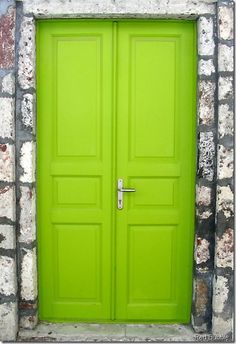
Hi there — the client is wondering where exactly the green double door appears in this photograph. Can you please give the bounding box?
[37,20,196,322]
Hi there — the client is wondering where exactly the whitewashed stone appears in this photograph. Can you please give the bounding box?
[198,81,215,125]
[218,145,233,179]
[198,16,215,56]
[18,16,35,89]
[22,0,215,17]
[20,141,35,183]
[199,132,215,181]
[212,316,232,337]
[21,93,35,129]
[21,248,37,301]
[0,302,18,341]
[20,314,38,330]
[0,225,15,249]
[196,185,211,206]
[213,276,229,313]
[0,256,17,296]
[19,186,36,244]
[195,237,210,264]
[0,143,14,182]
[0,186,15,221]
[218,6,234,40]
[217,185,233,219]
[218,45,234,72]
[219,76,233,100]
[0,97,14,139]
[218,104,234,138]
[215,228,233,269]
[2,72,15,95]
[198,59,215,76]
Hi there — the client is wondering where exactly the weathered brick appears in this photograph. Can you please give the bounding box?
[0,225,15,249]
[212,316,233,337]
[218,104,234,138]
[0,186,15,221]
[198,16,215,56]
[0,6,15,68]
[218,6,234,40]
[0,143,14,182]
[0,256,17,296]
[21,93,35,130]
[20,141,36,183]
[198,59,215,76]
[19,186,36,244]
[0,97,15,139]
[21,248,37,301]
[215,228,233,269]
[218,145,233,179]
[198,81,215,125]
[194,278,208,316]
[213,275,229,313]
[198,132,215,181]
[20,314,38,330]
[2,72,15,95]
[218,44,234,72]
[217,185,233,219]
[196,185,211,206]
[195,237,210,264]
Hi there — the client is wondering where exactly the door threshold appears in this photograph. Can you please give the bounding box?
[18,322,196,342]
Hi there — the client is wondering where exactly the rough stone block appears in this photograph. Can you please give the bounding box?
[198,59,215,76]
[18,16,35,90]
[196,185,211,206]
[218,145,233,179]
[219,76,233,100]
[195,237,210,264]
[213,275,229,313]
[0,97,15,139]
[212,316,233,337]
[198,16,215,56]
[198,132,215,181]
[0,143,14,182]
[0,302,18,341]
[0,6,15,69]
[20,314,38,330]
[0,224,15,249]
[0,186,15,221]
[218,44,234,72]
[2,72,15,95]
[198,81,215,125]
[217,185,233,219]
[21,247,37,301]
[21,93,35,130]
[19,186,36,244]
[0,256,17,296]
[20,141,36,183]
[218,6,234,40]
[218,104,234,138]
[194,277,208,316]
[215,228,233,269]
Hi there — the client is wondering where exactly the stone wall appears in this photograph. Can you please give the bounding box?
[0,0,234,341]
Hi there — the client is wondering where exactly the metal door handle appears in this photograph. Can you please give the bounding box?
[117,179,136,210]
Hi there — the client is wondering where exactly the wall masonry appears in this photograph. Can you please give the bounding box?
[0,0,234,341]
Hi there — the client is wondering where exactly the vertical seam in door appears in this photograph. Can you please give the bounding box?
[111,20,118,320]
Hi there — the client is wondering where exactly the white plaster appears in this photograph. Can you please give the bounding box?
[218,6,234,40]
[22,0,215,17]
[213,276,229,313]
[198,59,215,76]
[198,16,215,56]
[18,16,35,90]
[196,185,211,206]
[0,302,18,341]
[217,185,233,219]
[20,141,35,183]
[215,228,233,269]
[212,316,232,337]
[0,225,15,249]
[0,186,15,221]
[2,72,15,95]
[21,248,38,301]
[0,97,15,139]
[19,186,36,244]
[0,143,15,182]
[218,45,234,72]
[0,256,17,296]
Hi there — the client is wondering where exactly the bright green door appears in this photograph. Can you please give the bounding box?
[37,20,196,322]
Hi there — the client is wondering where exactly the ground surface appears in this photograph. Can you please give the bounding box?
[18,322,197,342]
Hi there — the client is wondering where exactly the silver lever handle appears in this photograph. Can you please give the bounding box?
[117,179,136,210]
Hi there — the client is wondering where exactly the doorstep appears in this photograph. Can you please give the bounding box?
[18,322,196,342]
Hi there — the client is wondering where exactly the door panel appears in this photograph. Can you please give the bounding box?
[115,22,196,321]
[37,21,113,320]
[37,20,196,322]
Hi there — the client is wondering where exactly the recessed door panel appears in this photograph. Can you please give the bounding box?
[37,20,196,322]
